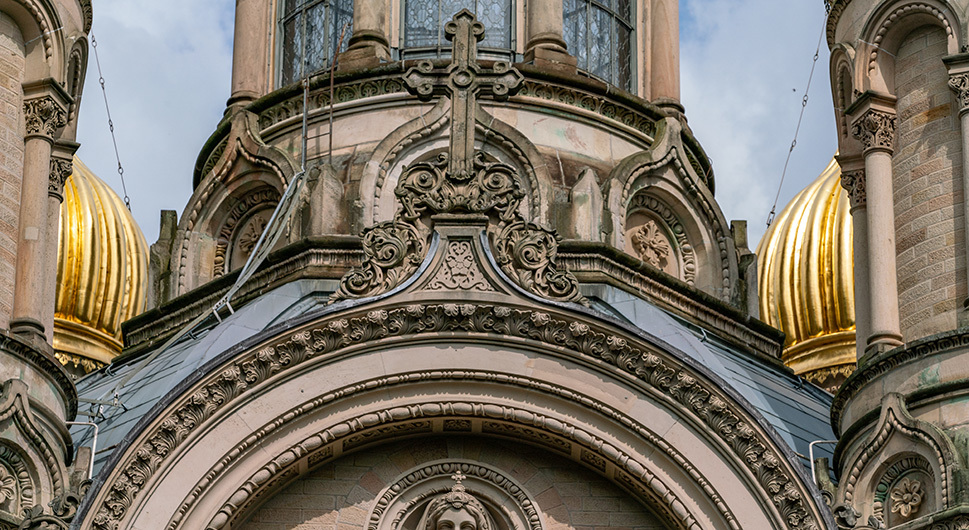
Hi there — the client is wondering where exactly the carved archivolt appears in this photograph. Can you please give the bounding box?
[864,1,957,77]
[85,300,822,530]
[212,188,280,277]
[0,444,33,518]
[626,193,696,284]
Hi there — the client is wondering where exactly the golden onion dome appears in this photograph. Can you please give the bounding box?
[756,156,855,392]
[53,157,148,375]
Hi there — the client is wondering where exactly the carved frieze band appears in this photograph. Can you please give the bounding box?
[49,157,73,200]
[851,110,897,153]
[840,169,866,208]
[23,97,67,139]
[88,303,822,530]
[948,73,969,113]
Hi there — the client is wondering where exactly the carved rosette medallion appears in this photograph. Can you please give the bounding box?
[840,169,867,208]
[49,157,73,201]
[851,110,897,153]
[625,194,695,284]
[214,188,280,277]
[948,73,969,113]
[632,221,670,269]
[890,477,923,518]
[23,96,67,139]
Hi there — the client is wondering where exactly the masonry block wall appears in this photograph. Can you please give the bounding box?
[892,25,965,341]
[241,437,665,530]
[0,12,24,329]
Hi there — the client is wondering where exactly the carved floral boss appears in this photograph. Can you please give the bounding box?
[332,11,584,305]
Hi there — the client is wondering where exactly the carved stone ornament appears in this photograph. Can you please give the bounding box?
[417,473,497,530]
[948,73,969,112]
[23,97,67,139]
[426,241,493,291]
[890,477,923,518]
[48,158,73,200]
[632,221,671,269]
[851,110,897,153]
[840,169,867,208]
[333,11,583,305]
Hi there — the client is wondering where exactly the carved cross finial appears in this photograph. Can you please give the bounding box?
[451,470,467,485]
[403,10,523,180]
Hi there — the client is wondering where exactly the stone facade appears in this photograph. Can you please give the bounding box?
[0,12,24,329]
[242,438,665,530]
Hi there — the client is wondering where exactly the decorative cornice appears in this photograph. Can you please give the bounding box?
[840,168,866,208]
[85,302,823,530]
[23,96,67,139]
[851,110,897,153]
[48,157,72,201]
[831,328,969,435]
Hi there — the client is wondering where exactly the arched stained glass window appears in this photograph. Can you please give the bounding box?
[402,0,513,59]
[563,0,633,90]
[277,0,354,87]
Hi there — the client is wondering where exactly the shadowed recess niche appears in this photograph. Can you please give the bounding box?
[624,193,695,284]
[370,462,539,530]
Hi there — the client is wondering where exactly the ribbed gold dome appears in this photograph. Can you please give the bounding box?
[53,157,148,375]
[756,156,855,392]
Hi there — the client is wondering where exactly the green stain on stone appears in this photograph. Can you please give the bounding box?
[918,364,941,388]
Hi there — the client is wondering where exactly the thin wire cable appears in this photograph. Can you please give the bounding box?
[765,13,827,228]
[90,34,132,211]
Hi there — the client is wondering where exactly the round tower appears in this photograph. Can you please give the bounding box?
[825,0,969,526]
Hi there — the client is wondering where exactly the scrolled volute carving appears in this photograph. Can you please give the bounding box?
[948,73,969,112]
[851,110,897,153]
[840,169,866,208]
[23,97,67,139]
[48,158,73,200]
[334,151,584,305]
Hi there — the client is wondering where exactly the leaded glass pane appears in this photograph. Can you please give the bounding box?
[563,0,587,70]
[278,0,353,87]
[402,0,512,58]
[562,0,633,90]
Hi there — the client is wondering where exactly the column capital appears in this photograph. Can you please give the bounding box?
[840,168,867,209]
[851,109,897,154]
[23,96,67,140]
[48,157,72,201]
[944,53,969,115]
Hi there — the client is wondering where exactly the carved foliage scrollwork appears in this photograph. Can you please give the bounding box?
[948,73,969,113]
[334,152,584,304]
[840,169,866,208]
[851,110,897,152]
[48,158,73,200]
[23,97,67,139]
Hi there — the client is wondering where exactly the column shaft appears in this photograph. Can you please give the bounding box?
[524,0,574,68]
[11,136,53,339]
[864,149,903,351]
[650,0,680,103]
[230,0,270,104]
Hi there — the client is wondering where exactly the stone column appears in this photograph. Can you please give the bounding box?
[340,0,390,69]
[851,98,902,354]
[524,0,576,70]
[650,0,680,107]
[839,165,870,362]
[229,0,271,104]
[945,55,969,319]
[12,94,67,344]
[44,150,74,343]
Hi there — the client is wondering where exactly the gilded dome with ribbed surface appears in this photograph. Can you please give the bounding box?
[756,157,855,392]
[54,157,148,375]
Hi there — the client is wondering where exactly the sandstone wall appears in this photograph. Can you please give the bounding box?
[0,12,24,329]
[241,437,665,530]
[892,25,965,341]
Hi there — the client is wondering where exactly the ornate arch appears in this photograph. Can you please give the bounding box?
[173,110,295,294]
[830,43,857,143]
[606,118,737,299]
[860,0,960,94]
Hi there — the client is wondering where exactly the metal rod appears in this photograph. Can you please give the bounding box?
[808,439,838,486]
[65,421,98,479]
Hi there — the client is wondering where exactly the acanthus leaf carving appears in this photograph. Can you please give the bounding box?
[948,73,969,113]
[840,169,866,208]
[23,98,67,139]
[851,110,896,153]
[48,158,73,200]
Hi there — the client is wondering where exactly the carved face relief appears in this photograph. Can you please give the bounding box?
[436,507,477,530]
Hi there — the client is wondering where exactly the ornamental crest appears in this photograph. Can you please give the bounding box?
[332,11,583,305]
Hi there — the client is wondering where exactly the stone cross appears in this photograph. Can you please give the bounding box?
[403,9,524,180]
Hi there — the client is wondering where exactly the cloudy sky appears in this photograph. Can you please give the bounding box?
[75,0,837,247]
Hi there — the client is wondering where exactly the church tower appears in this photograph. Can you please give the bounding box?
[824,0,969,526]
[70,2,837,529]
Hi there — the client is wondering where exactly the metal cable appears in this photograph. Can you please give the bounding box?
[765,12,827,228]
[90,34,132,211]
